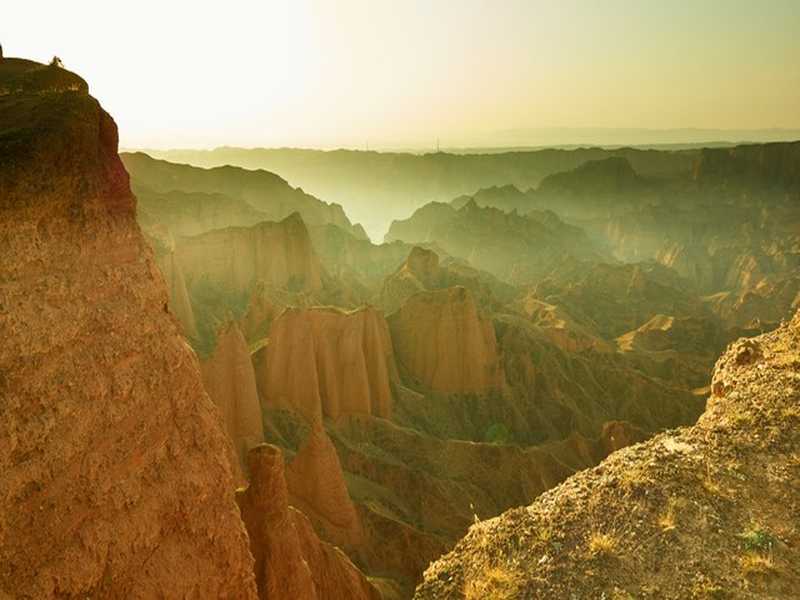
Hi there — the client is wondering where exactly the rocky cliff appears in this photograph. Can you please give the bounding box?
[0,58,257,598]
[255,306,398,421]
[285,422,365,549]
[380,246,511,315]
[200,320,265,479]
[388,286,502,394]
[176,212,323,297]
[238,444,380,600]
[416,314,800,599]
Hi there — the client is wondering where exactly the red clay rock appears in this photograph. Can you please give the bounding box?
[286,422,365,548]
[0,59,257,598]
[238,444,379,600]
[388,286,502,394]
[255,306,398,421]
[201,320,265,480]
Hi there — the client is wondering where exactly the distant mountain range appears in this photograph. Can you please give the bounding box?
[126,127,800,156]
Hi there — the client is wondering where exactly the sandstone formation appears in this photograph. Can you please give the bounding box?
[380,246,511,315]
[416,315,800,599]
[388,286,502,394]
[237,444,379,600]
[200,320,265,479]
[176,212,323,297]
[0,59,257,598]
[285,422,365,548]
[255,306,398,421]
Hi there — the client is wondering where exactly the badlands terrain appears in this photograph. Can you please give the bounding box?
[2,57,799,599]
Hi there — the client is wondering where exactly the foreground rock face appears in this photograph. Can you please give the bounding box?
[237,444,380,600]
[200,320,265,479]
[416,315,800,599]
[388,286,502,394]
[255,306,398,421]
[0,59,257,598]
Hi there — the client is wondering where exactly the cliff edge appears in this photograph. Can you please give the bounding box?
[416,314,800,598]
[0,58,257,598]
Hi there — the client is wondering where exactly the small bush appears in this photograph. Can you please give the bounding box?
[587,532,617,558]
[738,526,776,552]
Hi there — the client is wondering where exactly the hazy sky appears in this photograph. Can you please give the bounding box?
[4,0,799,149]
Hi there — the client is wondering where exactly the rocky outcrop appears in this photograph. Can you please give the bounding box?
[285,423,365,548]
[0,59,257,598]
[416,315,800,599]
[238,444,379,600]
[200,321,265,479]
[255,306,398,421]
[388,287,502,394]
[380,246,510,315]
[0,57,88,95]
[176,212,323,296]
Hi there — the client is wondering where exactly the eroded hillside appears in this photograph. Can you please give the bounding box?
[416,313,800,599]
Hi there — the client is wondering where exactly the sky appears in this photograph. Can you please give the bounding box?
[3,0,799,149]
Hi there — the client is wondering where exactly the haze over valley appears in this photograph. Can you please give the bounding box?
[2,2,800,599]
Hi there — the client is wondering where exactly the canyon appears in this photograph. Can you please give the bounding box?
[2,56,799,599]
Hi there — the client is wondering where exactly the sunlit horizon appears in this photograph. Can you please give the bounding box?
[4,0,800,149]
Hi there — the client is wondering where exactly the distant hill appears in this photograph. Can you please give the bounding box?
[136,146,698,239]
[121,152,367,240]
